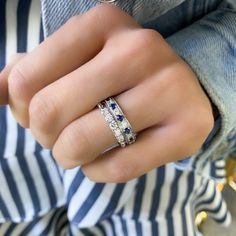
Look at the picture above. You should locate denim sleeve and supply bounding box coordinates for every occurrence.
[166,0,236,160]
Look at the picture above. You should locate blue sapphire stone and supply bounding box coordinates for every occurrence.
[110,103,116,110]
[117,115,124,121]
[124,128,130,134]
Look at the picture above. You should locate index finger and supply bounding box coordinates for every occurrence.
[8,4,137,126]
[81,124,193,183]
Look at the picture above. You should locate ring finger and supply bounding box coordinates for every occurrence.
[52,76,173,169]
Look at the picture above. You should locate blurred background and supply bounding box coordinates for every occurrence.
[197,156,236,236]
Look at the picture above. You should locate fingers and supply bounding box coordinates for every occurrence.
[81,114,208,183]
[50,60,214,173]
[0,54,26,105]
[8,13,103,125]
[81,123,193,183]
[28,28,175,148]
[28,40,149,147]
[51,78,172,169]
[28,52,131,148]
[8,4,138,126]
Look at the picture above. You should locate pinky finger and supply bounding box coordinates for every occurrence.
[81,123,190,183]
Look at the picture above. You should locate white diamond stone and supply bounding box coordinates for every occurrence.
[114,110,119,114]
[115,130,121,136]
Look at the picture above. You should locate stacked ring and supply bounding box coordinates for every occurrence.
[98,102,126,147]
[98,97,137,147]
[105,97,137,145]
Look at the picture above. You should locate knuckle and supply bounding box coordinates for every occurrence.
[91,4,119,23]
[8,65,30,103]
[89,5,115,33]
[58,121,93,164]
[69,5,114,28]
[87,4,132,35]
[66,9,112,40]
[134,29,163,50]
[107,159,134,183]
[61,127,83,157]
[124,29,164,65]
[52,148,78,170]
[29,92,57,132]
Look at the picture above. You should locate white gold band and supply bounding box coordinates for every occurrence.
[98,97,137,147]
[98,102,126,147]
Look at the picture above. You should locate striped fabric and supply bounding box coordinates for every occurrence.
[0,0,234,235]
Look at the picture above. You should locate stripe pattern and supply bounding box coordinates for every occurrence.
[0,0,66,223]
[0,0,235,235]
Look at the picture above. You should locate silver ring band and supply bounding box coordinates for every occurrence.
[98,102,126,147]
[98,97,137,147]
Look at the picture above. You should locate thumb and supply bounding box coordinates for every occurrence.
[0,53,26,106]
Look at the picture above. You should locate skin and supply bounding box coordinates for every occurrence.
[0,4,214,183]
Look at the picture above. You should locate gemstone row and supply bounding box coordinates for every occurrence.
[105,98,137,145]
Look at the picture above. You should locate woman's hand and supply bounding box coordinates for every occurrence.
[0,4,214,182]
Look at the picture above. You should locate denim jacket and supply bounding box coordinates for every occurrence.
[41,0,236,169]
[0,0,235,228]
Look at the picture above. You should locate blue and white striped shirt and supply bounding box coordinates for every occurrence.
[0,0,234,235]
